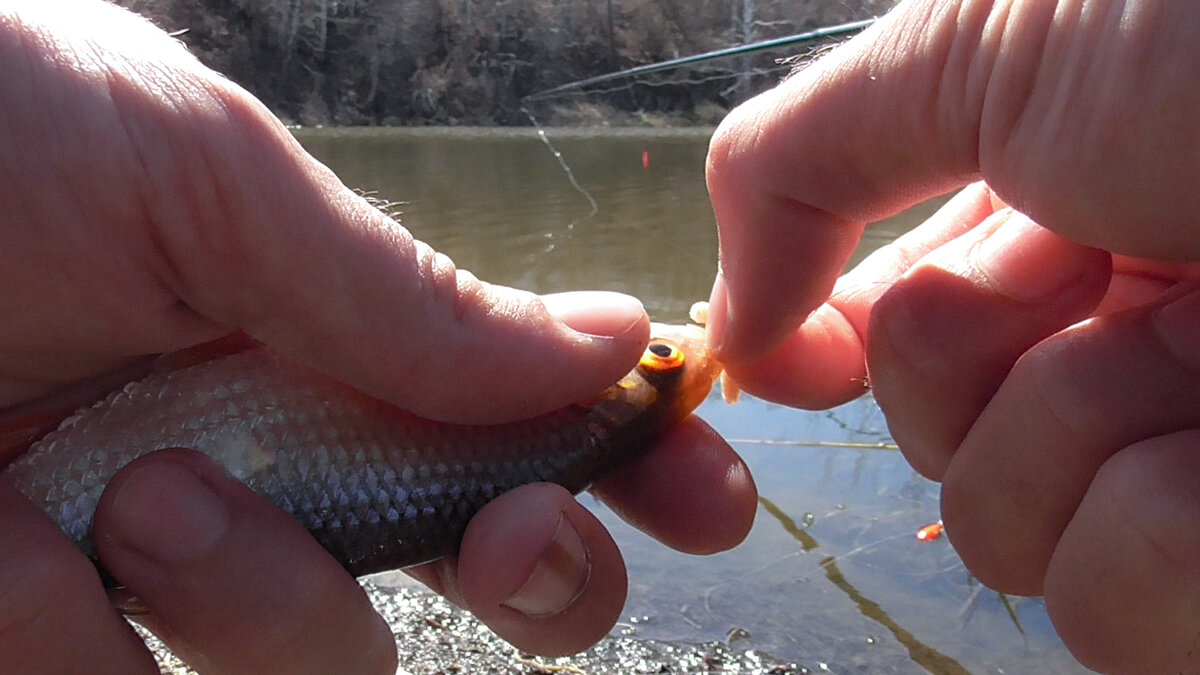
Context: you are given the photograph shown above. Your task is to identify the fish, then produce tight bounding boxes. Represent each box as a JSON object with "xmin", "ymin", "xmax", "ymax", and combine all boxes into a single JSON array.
[{"xmin": 1, "ymin": 323, "xmax": 722, "ymax": 586}]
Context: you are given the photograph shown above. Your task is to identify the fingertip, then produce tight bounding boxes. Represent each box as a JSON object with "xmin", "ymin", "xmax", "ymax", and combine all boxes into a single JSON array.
[
  {"xmin": 456, "ymin": 484, "xmax": 625, "ymax": 657},
  {"xmin": 94, "ymin": 449, "xmax": 397, "ymax": 674},
  {"xmin": 541, "ymin": 290, "xmax": 648, "ymax": 342},
  {"xmin": 718, "ymin": 303, "xmax": 869, "ymax": 410},
  {"xmin": 0, "ymin": 481, "xmax": 158, "ymax": 673},
  {"xmin": 357, "ymin": 284, "xmax": 650, "ymax": 424},
  {"xmin": 592, "ymin": 417, "xmax": 758, "ymax": 554},
  {"xmin": 707, "ymin": 83, "xmax": 866, "ymax": 370},
  {"xmin": 500, "ymin": 514, "xmax": 591, "ymax": 618},
  {"xmin": 704, "ymin": 272, "xmax": 729, "ymax": 357},
  {"xmin": 714, "ymin": 201, "xmax": 863, "ymax": 370},
  {"xmin": 939, "ymin": 470, "xmax": 1047, "ymax": 597}
]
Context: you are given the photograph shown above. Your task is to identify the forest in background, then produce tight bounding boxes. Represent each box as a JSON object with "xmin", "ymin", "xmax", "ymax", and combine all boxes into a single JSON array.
[{"xmin": 116, "ymin": 0, "xmax": 896, "ymax": 126}]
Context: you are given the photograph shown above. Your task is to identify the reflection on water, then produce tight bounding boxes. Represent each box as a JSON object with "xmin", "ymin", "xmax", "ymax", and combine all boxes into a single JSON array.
[
  {"xmin": 299, "ymin": 127, "xmax": 724, "ymax": 318},
  {"xmin": 296, "ymin": 128, "xmax": 1091, "ymax": 674},
  {"xmin": 754, "ymin": 494, "xmax": 972, "ymax": 674}
]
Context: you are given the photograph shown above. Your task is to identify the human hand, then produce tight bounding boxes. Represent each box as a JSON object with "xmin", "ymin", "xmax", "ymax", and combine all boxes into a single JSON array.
[
  {"xmin": 705, "ymin": 1, "xmax": 1200, "ymax": 672},
  {"xmin": 0, "ymin": 2, "xmax": 756, "ymax": 671}
]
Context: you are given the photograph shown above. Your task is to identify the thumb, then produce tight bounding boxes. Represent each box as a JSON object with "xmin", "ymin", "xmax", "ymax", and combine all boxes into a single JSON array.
[
  {"xmin": 3, "ymin": 0, "xmax": 650, "ymax": 422},
  {"xmin": 705, "ymin": 0, "xmax": 1200, "ymax": 366},
  {"xmin": 138, "ymin": 78, "xmax": 648, "ymax": 424},
  {"xmin": 705, "ymin": 2, "xmax": 980, "ymax": 364},
  {"xmin": 202, "ymin": 153, "xmax": 648, "ymax": 424}
]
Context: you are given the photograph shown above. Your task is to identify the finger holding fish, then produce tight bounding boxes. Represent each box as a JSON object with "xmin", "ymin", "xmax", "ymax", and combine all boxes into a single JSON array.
[
  {"xmin": 1, "ymin": 3, "xmax": 746, "ymax": 668},
  {"xmin": 591, "ymin": 415, "xmax": 756, "ymax": 555},
  {"xmin": 409, "ymin": 416, "xmax": 755, "ymax": 656},
  {"xmin": 94, "ymin": 449, "xmax": 398, "ymax": 674},
  {"xmin": 701, "ymin": 183, "xmax": 1000, "ymax": 410},
  {"xmin": 4, "ymin": 322, "xmax": 741, "ymax": 661},
  {"xmin": 0, "ymin": 480, "xmax": 159, "ymax": 674},
  {"xmin": 417, "ymin": 483, "xmax": 628, "ymax": 658}
]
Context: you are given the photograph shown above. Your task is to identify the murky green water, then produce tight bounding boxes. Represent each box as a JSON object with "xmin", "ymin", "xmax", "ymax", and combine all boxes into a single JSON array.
[{"xmin": 296, "ymin": 128, "xmax": 1092, "ymax": 674}]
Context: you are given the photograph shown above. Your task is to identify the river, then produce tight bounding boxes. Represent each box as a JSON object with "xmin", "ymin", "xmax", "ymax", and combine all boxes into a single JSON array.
[{"xmin": 295, "ymin": 127, "xmax": 1092, "ymax": 674}]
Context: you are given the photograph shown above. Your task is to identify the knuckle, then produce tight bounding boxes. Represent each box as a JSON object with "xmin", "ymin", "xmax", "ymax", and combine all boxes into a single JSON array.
[{"xmin": 869, "ymin": 273, "xmax": 962, "ymax": 383}]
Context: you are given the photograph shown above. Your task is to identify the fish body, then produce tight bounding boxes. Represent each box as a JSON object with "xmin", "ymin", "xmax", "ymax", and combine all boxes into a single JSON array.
[{"xmin": 3, "ymin": 324, "xmax": 719, "ymax": 583}]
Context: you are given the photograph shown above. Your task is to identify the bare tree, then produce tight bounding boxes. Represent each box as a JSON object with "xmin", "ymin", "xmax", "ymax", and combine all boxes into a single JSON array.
[{"xmin": 118, "ymin": 0, "xmax": 897, "ymax": 125}]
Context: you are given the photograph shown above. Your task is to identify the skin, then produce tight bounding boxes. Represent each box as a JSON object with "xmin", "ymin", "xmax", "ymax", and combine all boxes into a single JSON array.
[
  {"xmin": 0, "ymin": 1, "xmax": 758, "ymax": 672},
  {"xmin": 705, "ymin": 0, "xmax": 1200, "ymax": 672}
]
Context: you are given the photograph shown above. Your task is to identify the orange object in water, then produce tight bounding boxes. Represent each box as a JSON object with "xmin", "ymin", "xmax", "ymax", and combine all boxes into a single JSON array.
[
  {"xmin": 642, "ymin": 150, "xmax": 650, "ymax": 168},
  {"xmin": 916, "ymin": 520, "xmax": 944, "ymax": 542}
]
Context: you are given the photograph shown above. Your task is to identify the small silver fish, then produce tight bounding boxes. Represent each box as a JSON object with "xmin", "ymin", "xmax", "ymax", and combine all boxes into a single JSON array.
[{"xmin": 2, "ymin": 324, "xmax": 720, "ymax": 585}]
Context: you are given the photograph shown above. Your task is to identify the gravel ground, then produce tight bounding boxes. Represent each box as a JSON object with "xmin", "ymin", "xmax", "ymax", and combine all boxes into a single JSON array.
[{"xmin": 142, "ymin": 581, "xmax": 808, "ymax": 674}]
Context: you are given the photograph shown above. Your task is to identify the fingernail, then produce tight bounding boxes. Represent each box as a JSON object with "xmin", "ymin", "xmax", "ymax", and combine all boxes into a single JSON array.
[
  {"xmin": 705, "ymin": 272, "xmax": 729, "ymax": 356},
  {"xmin": 541, "ymin": 291, "xmax": 645, "ymax": 338},
  {"xmin": 502, "ymin": 515, "xmax": 591, "ymax": 617},
  {"xmin": 105, "ymin": 458, "xmax": 231, "ymax": 563},
  {"xmin": 975, "ymin": 210, "xmax": 1091, "ymax": 301}
]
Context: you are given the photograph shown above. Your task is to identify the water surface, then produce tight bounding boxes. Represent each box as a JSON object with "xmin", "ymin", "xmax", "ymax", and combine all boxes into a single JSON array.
[{"xmin": 296, "ymin": 127, "xmax": 1091, "ymax": 674}]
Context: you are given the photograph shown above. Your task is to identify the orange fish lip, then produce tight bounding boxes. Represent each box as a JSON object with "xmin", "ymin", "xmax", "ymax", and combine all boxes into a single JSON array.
[{"xmin": 647, "ymin": 322, "xmax": 725, "ymax": 415}]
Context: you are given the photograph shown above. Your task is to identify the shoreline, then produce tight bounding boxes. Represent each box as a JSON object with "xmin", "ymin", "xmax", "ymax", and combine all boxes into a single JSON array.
[
  {"xmin": 288, "ymin": 125, "xmax": 720, "ymax": 138},
  {"xmin": 143, "ymin": 580, "xmax": 805, "ymax": 675}
]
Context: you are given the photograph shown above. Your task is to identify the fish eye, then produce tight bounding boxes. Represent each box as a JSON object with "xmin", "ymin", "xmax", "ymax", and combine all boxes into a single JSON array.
[{"xmin": 640, "ymin": 341, "xmax": 685, "ymax": 371}]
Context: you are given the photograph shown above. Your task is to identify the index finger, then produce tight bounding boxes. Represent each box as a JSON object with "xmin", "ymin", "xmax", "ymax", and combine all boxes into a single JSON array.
[
  {"xmin": 707, "ymin": 0, "xmax": 1200, "ymax": 373},
  {"xmin": 704, "ymin": 3, "xmax": 984, "ymax": 368},
  {"xmin": 2, "ymin": 2, "xmax": 650, "ymax": 425}
]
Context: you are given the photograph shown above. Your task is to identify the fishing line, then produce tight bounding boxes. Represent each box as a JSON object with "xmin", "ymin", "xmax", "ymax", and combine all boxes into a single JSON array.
[
  {"xmin": 518, "ymin": 99, "xmax": 718, "ymax": 276},
  {"xmin": 519, "ymin": 105, "xmax": 599, "ymax": 251},
  {"xmin": 510, "ymin": 17, "xmax": 879, "ymax": 298},
  {"xmin": 516, "ymin": 19, "xmax": 876, "ymax": 255},
  {"xmin": 518, "ymin": 58, "xmax": 797, "ymax": 220},
  {"xmin": 519, "ymin": 96, "xmax": 720, "ymax": 271}
]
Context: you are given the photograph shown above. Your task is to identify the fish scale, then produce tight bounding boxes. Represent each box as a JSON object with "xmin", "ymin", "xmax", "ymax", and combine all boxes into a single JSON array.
[{"xmin": 4, "ymin": 324, "xmax": 719, "ymax": 586}]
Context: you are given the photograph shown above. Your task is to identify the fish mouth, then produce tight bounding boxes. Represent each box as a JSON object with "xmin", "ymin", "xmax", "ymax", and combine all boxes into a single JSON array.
[
  {"xmin": 648, "ymin": 322, "xmax": 708, "ymax": 361},
  {"xmin": 648, "ymin": 322, "xmax": 725, "ymax": 413}
]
